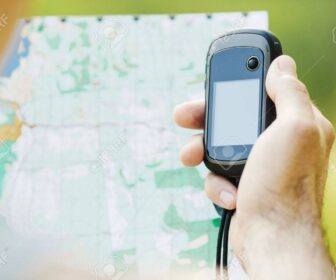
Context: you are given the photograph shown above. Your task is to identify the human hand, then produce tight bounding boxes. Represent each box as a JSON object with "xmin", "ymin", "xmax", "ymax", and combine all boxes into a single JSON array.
[{"xmin": 174, "ymin": 55, "xmax": 335, "ymax": 279}]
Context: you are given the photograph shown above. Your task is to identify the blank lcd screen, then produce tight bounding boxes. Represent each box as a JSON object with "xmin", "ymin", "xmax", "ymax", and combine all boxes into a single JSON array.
[{"xmin": 211, "ymin": 79, "xmax": 260, "ymax": 146}]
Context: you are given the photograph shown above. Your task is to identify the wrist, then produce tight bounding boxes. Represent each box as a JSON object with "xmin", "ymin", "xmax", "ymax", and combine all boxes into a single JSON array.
[{"xmin": 238, "ymin": 218, "xmax": 334, "ymax": 280}]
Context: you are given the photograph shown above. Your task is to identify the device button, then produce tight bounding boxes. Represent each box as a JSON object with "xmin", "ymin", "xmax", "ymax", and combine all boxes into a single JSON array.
[{"xmin": 274, "ymin": 42, "xmax": 281, "ymax": 53}]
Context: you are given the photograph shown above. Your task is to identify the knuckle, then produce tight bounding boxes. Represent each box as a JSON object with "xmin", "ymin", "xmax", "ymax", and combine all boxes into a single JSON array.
[
  {"xmin": 204, "ymin": 174, "xmax": 214, "ymax": 198},
  {"xmin": 204, "ymin": 173, "xmax": 222, "ymax": 203},
  {"xmin": 324, "ymin": 120, "xmax": 335, "ymax": 147},
  {"xmin": 285, "ymin": 117, "xmax": 320, "ymax": 140},
  {"xmin": 281, "ymin": 75, "xmax": 308, "ymax": 96}
]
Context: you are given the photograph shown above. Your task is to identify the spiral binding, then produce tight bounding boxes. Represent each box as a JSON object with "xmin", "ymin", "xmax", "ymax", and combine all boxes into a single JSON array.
[{"xmin": 23, "ymin": 12, "xmax": 250, "ymax": 24}]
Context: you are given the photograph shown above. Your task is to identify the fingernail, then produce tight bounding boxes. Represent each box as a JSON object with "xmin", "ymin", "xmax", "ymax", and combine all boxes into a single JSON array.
[
  {"xmin": 277, "ymin": 56, "xmax": 297, "ymax": 76},
  {"xmin": 220, "ymin": 191, "xmax": 235, "ymax": 206}
]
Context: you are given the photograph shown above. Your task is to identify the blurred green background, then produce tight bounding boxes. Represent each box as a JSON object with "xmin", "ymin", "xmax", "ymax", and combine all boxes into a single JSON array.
[{"xmin": 29, "ymin": 0, "xmax": 336, "ymax": 262}]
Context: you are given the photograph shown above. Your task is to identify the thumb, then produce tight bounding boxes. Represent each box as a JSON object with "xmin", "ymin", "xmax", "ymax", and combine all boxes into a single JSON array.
[{"xmin": 266, "ymin": 55, "xmax": 314, "ymax": 120}]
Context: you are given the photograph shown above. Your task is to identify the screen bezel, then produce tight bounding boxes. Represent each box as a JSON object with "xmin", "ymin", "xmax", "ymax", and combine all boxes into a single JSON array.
[{"xmin": 205, "ymin": 47, "xmax": 264, "ymax": 162}]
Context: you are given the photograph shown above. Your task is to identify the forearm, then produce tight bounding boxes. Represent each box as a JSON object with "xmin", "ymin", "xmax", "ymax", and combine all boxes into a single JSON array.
[{"xmin": 242, "ymin": 220, "xmax": 334, "ymax": 280}]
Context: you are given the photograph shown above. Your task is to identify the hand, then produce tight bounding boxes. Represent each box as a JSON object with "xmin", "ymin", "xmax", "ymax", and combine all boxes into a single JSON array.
[{"xmin": 174, "ymin": 55, "xmax": 335, "ymax": 279}]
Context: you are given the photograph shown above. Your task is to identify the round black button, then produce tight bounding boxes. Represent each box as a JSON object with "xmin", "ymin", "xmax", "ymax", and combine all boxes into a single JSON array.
[{"xmin": 247, "ymin": 56, "xmax": 259, "ymax": 71}]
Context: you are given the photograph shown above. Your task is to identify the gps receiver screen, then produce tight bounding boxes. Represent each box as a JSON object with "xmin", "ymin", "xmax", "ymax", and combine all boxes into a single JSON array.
[{"xmin": 211, "ymin": 79, "xmax": 260, "ymax": 146}]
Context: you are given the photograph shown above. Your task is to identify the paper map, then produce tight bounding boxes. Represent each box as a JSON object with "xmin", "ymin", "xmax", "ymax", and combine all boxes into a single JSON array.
[{"xmin": 0, "ymin": 12, "xmax": 267, "ymax": 279}]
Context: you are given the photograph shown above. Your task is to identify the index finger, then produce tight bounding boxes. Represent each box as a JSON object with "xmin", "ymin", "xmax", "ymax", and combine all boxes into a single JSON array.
[{"xmin": 173, "ymin": 99, "xmax": 205, "ymax": 129}]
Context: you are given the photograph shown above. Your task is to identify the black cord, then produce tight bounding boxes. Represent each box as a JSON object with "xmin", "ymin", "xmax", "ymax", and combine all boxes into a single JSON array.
[
  {"xmin": 216, "ymin": 208, "xmax": 235, "ymax": 278},
  {"xmin": 215, "ymin": 177, "xmax": 239, "ymax": 277},
  {"xmin": 216, "ymin": 209, "xmax": 227, "ymax": 275},
  {"xmin": 216, "ymin": 209, "xmax": 235, "ymax": 279},
  {"xmin": 222, "ymin": 210, "xmax": 234, "ymax": 267}
]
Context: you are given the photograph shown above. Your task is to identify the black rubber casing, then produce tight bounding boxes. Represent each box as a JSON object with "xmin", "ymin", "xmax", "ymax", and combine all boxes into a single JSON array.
[{"xmin": 204, "ymin": 29, "xmax": 282, "ymax": 183}]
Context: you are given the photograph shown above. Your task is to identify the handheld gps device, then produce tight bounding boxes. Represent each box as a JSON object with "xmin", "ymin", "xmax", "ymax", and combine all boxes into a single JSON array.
[
  {"xmin": 204, "ymin": 29, "xmax": 282, "ymax": 271},
  {"xmin": 204, "ymin": 29, "xmax": 282, "ymax": 181}
]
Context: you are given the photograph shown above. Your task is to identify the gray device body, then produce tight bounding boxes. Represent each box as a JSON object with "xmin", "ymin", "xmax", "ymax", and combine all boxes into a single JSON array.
[{"xmin": 204, "ymin": 29, "xmax": 282, "ymax": 182}]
